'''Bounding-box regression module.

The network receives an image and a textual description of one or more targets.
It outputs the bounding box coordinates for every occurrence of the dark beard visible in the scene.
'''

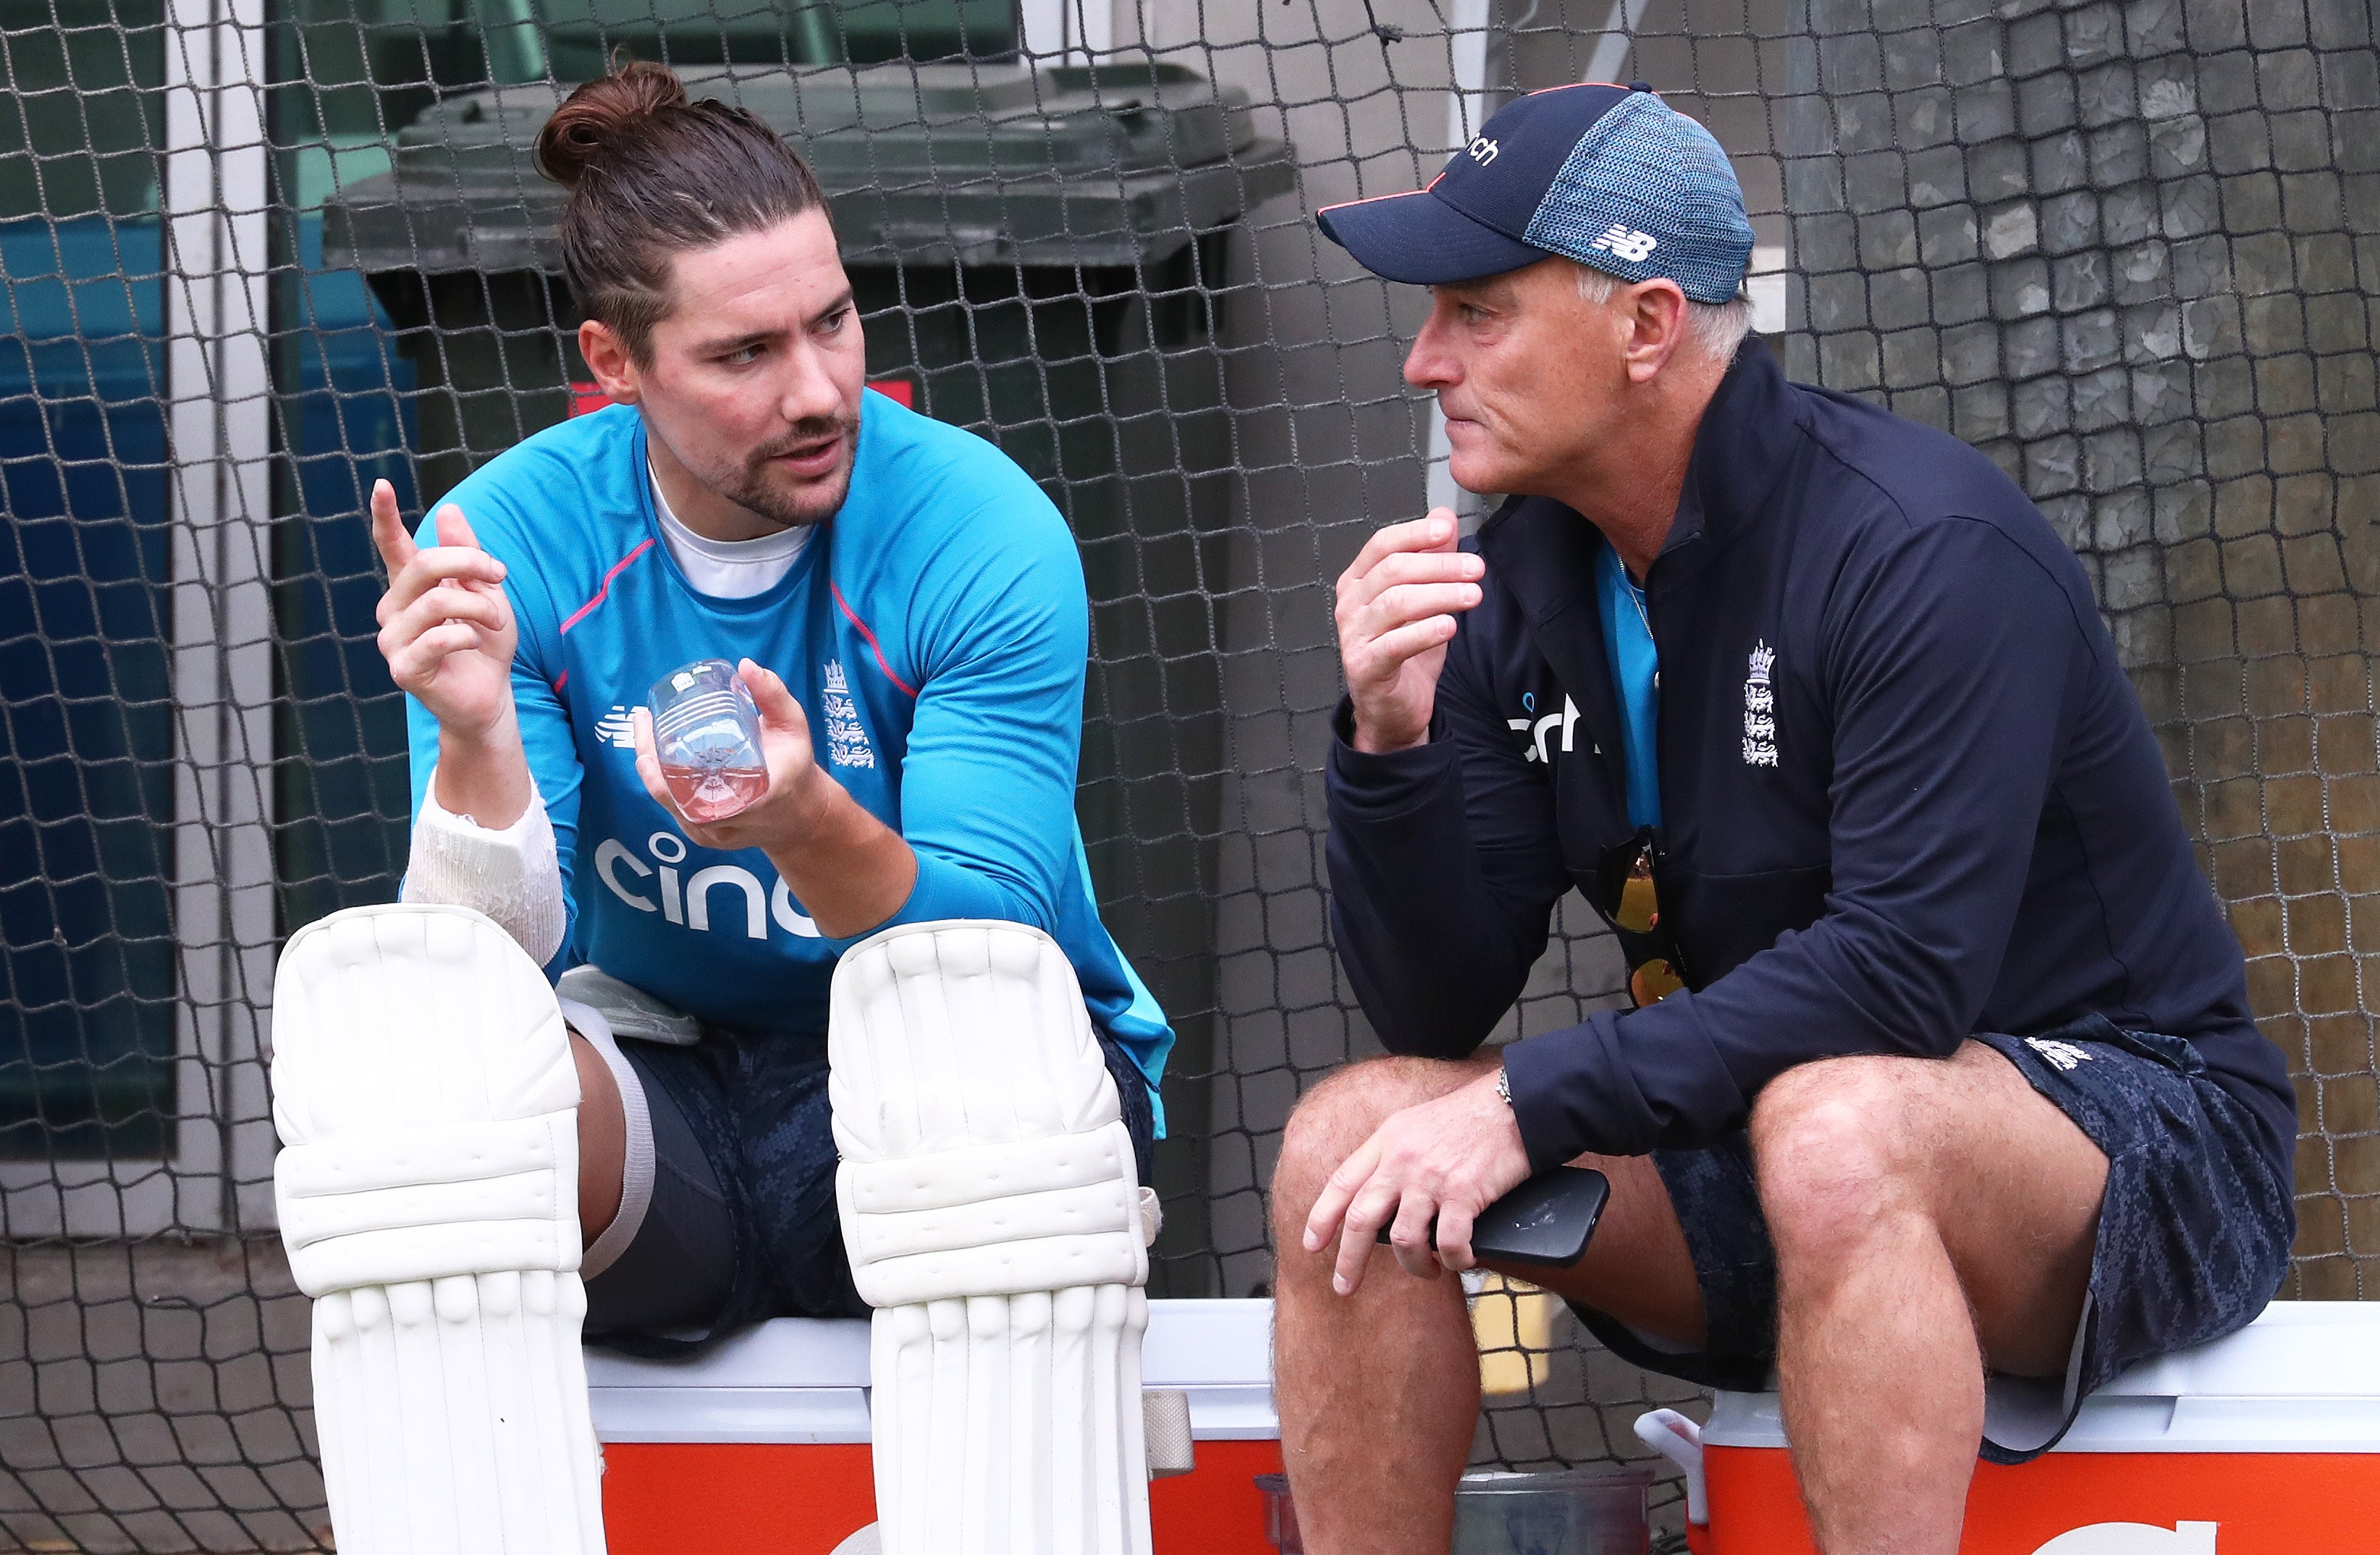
[724,411,861,528]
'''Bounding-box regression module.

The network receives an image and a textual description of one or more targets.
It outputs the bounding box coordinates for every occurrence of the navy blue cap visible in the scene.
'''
[1316,82,1754,303]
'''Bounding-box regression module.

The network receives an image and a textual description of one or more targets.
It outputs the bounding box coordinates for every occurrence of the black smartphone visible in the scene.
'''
[1373,1165,1611,1268]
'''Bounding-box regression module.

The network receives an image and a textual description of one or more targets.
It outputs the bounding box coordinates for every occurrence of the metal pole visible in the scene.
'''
[165,0,274,1236]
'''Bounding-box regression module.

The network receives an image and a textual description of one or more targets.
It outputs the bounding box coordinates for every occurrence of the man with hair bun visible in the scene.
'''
[271,59,1172,1551]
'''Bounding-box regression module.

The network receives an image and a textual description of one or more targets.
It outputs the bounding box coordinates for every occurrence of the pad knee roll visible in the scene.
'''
[830,919,1148,1304]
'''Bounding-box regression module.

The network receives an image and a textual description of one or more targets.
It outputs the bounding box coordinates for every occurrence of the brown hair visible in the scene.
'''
[534,59,830,362]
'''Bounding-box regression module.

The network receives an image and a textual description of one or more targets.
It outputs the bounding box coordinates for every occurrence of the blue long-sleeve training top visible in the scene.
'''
[1325,343,2295,1198]
[405,390,1173,1115]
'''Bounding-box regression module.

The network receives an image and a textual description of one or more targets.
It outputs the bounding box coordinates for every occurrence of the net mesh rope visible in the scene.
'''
[1,0,2374,1546]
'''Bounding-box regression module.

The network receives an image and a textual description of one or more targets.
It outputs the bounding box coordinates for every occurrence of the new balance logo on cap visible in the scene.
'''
[1590,224,1658,262]
[1314,80,1752,301]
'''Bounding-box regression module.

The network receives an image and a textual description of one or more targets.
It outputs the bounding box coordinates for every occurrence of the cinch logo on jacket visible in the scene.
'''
[1508,691,1582,765]
[594,827,822,940]
[1742,641,1778,767]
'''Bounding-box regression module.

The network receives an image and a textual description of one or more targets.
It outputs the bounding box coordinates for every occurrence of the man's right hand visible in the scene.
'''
[371,479,533,828]
[371,479,518,739]
[1334,510,1486,754]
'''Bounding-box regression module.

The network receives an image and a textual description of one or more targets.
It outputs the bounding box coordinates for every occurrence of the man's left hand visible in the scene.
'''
[633,658,829,856]
[1301,1064,1532,1293]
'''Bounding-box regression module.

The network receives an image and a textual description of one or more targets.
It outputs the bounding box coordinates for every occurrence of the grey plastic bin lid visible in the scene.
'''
[324,60,1295,275]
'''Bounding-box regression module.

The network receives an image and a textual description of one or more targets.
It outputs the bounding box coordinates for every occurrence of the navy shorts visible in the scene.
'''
[1567,1015,2293,1463]
[583,1022,1157,1358]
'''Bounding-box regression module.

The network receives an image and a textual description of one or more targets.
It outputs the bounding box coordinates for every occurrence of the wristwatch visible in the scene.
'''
[1494,1063,1512,1107]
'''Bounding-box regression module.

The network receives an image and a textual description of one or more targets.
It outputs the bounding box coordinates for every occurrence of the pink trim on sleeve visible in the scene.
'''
[830,581,919,698]
[558,538,655,636]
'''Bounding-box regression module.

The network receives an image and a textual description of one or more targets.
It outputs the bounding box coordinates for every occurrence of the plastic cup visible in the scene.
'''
[648,659,767,823]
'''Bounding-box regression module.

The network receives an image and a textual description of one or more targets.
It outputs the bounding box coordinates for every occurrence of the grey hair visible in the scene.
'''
[1574,261,1756,366]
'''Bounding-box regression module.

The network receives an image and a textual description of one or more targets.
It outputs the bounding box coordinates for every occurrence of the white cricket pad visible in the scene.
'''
[273,903,605,1555]
[832,920,1155,1555]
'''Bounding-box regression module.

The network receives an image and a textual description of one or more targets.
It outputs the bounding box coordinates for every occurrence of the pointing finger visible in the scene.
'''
[368,479,417,578]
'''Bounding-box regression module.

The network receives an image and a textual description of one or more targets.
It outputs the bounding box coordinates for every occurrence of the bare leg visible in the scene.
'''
[1753,1042,2104,1555]
[568,1029,628,1246]
[1270,1055,1704,1555]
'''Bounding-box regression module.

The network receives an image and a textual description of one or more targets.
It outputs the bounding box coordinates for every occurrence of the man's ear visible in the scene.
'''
[1620,279,1689,384]
[578,319,640,405]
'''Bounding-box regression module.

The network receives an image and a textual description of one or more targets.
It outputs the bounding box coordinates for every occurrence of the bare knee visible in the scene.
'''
[568,1030,627,1244]
[1750,1055,1936,1265]
[1270,1056,1484,1238]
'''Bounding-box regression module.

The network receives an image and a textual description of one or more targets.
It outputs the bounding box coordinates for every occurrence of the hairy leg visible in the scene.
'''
[1753,1042,2105,1555]
[569,1029,628,1245]
[1270,1054,1702,1555]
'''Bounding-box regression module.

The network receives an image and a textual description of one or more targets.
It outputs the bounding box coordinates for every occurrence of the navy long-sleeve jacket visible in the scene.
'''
[1326,343,2297,1198]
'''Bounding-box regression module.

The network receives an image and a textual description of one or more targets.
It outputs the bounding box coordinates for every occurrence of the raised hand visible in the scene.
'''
[371,479,533,828]
[1333,509,1487,754]
[370,479,518,741]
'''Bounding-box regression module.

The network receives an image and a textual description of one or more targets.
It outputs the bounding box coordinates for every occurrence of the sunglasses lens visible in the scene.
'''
[1630,958,1684,1007]
[1614,865,1658,935]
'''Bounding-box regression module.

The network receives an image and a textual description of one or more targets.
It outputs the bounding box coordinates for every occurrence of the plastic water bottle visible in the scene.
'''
[649,659,767,823]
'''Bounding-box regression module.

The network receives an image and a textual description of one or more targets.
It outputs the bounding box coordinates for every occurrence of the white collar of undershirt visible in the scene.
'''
[649,464,811,600]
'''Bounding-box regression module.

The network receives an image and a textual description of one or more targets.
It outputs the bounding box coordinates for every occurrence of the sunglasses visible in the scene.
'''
[1592,827,1687,1008]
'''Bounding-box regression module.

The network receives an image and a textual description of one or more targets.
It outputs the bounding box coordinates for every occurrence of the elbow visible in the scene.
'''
[1857,960,1978,1059]
[906,848,1062,936]
[1337,937,1514,1061]
[1815,918,1984,1059]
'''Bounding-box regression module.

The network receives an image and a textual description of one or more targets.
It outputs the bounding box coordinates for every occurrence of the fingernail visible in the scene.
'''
[1301,1231,1318,1252]
[1333,1275,1350,1296]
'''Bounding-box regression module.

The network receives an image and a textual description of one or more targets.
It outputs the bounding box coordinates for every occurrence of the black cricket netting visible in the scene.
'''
[2,0,2375,1546]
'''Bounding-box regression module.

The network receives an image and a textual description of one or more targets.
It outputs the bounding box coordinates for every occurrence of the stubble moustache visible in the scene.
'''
[728,410,861,528]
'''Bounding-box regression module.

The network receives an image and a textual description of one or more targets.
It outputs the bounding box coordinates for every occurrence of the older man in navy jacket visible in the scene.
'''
[1276,83,2296,1555]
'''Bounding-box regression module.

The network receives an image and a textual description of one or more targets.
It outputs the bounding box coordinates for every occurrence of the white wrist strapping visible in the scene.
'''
[402,770,567,968]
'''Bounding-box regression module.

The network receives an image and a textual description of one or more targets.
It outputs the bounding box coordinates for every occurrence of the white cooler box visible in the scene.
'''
[1646,1300,2380,1554]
